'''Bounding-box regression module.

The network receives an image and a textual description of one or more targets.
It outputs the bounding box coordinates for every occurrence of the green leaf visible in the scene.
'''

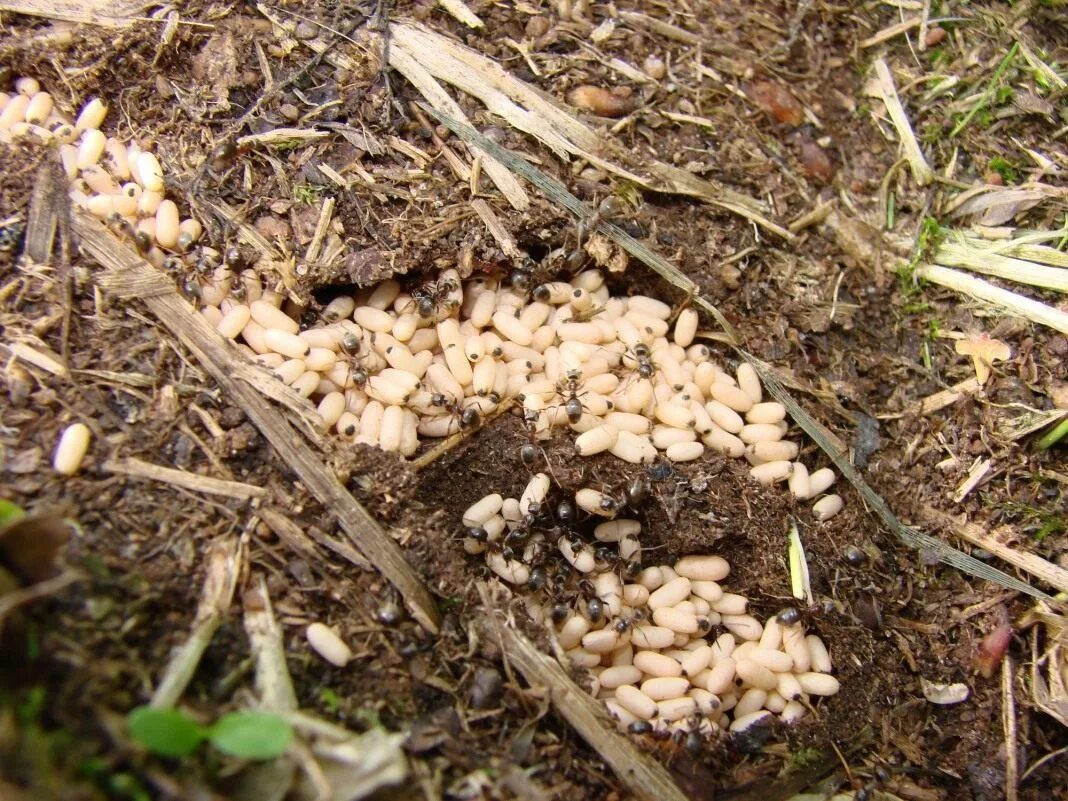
[127,706,207,758]
[209,711,292,760]
[0,500,26,529]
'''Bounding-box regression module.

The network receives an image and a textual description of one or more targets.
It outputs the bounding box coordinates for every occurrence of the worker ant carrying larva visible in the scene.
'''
[405,273,461,321]
[338,331,372,391]
[429,391,482,431]
[563,195,632,272]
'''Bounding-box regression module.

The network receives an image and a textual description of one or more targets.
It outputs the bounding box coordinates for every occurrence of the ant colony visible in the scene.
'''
[197,242,847,740]
[5,75,844,742]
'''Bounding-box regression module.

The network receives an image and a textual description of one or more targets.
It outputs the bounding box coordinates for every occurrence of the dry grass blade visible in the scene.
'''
[480,586,688,801]
[421,104,1052,601]
[73,212,441,633]
[24,161,64,264]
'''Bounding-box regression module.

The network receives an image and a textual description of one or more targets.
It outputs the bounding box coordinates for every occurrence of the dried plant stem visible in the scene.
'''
[151,538,243,709]
[873,58,934,186]
[936,242,1068,293]
[917,264,1068,334]
[103,457,267,501]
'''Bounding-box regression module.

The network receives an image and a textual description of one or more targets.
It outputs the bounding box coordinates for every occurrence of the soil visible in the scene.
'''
[1,2,1065,800]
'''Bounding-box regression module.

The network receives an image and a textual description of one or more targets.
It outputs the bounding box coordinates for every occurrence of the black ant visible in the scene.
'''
[618,342,658,383]
[208,139,252,173]
[429,392,481,430]
[553,372,586,424]
[597,546,642,581]
[408,275,460,320]
[612,606,646,634]
[338,331,370,390]
[625,473,651,507]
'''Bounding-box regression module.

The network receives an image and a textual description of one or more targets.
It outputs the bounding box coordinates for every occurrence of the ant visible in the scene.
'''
[208,139,252,173]
[338,331,370,390]
[623,343,656,380]
[429,392,481,431]
[611,606,647,634]
[547,371,587,425]
[594,544,642,581]
[567,196,631,270]
[407,275,460,320]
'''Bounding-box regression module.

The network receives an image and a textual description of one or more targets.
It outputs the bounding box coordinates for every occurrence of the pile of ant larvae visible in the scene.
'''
[463,479,839,737]
[551,562,839,737]
[196,262,843,519]
[0,75,203,263]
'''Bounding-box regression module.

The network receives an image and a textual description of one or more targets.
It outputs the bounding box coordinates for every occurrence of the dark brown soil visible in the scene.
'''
[1,2,1065,800]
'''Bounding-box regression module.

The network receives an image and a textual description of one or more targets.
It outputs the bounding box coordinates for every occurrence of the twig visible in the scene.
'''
[151,538,244,708]
[916,264,1068,334]
[8,341,68,377]
[103,456,267,500]
[260,505,370,571]
[1003,653,1019,801]
[911,377,983,416]
[859,18,920,49]
[73,212,441,633]
[0,570,81,620]
[436,0,482,28]
[304,196,335,265]
[243,573,298,711]
[470,199,522,262]
[953,458,992,503]
[411,399,515,471]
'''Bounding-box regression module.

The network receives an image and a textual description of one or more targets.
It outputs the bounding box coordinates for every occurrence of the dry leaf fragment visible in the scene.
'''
[748,80,804,126]
[955,333,1012,384]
